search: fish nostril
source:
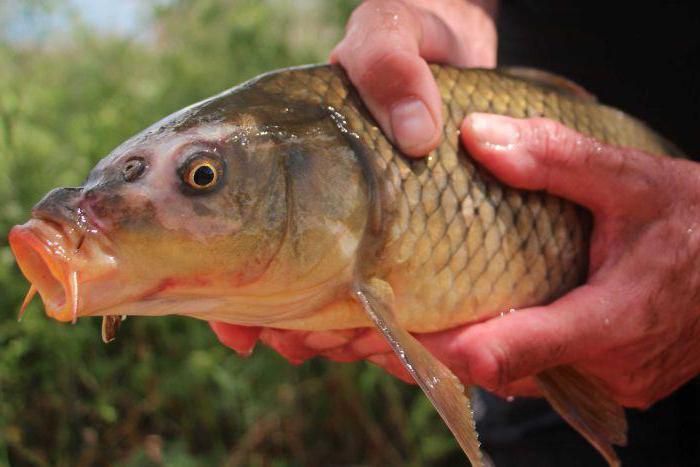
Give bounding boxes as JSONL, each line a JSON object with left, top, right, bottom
{"left": 122, "top": 157, "right": 146, "bottom": 182}
{"left": 79, "top": 193, "right": 113, "bottom": 232}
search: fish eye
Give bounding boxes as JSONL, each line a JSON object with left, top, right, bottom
{"left": 189, "top": 162, "right": 216, "bottom": 188}
{"left": 180, "top": 152, "right": 224, "bottom": 192}
{"left": 123, "top": 157, "right": 146, "bottom": 182}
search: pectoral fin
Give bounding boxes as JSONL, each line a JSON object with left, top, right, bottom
{"left": 353, "top": 278, "right": 483, "bottom": 467}
{"left": 101, "top": 315, "right": 125, "bottom": 343}
{"left": 536, "top": 366, "right": 627, "bottom": 467}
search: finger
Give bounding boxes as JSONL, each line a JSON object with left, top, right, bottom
{"left": 331, "top": 0, "right": 465, "bottom": 156}
{"left": 419, "top": 285, "right": 621, "bottom": 391}
{"left": 321, "top": 329, "right": 390, "bottom": 362}
{"left": 303, "top": 330, "right": 355, "bottom": 351}
{"left": 460, "top": 113, "right": 664, "bottom": 213}
{"left": 491, "top": 377, "right": 542, "bottom": 399}
{"left": 259, "top": 329, "right": 319, "bottom": 365}
{"left": 209, "top": 322, "right": 261, "bottom": 356}
{"left": 367, "top": 353, "right": 415, "bottom": 384}
{"left": 349, "top": 328, "right": 392, "bottom": 357}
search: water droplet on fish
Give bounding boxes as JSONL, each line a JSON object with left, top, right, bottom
{"left": 426, "top": 375, "right": 440, "bottom": 389}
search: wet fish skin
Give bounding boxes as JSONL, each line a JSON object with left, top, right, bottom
{"left": 251, "top": 64, "right": 676, "bottom": 332}
{"left": 223, "top": 64, "right": 675, "bottom": 466}
{"left": 9, "top": 64, "right": 680, "bottom": 466}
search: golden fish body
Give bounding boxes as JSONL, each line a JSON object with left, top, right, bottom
{"left": 10, "top": 64, "right": 678, "bottom": 467}
{"left": 249, "top": 64, "right": 675, "bottom": 333}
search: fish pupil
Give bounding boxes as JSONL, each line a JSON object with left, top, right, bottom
{"left": 193, "top": 165, "right": 215, "bottom": 186}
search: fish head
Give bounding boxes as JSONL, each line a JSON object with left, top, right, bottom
{"left": 9, "top": 79, "right": 370, "bottom": 325}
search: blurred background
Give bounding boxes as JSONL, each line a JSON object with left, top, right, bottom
{"left": 0, "top": 0, "right": 469, "bottom": 465}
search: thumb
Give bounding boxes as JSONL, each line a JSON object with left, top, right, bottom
{"left": 331, "top": 1, "right": 464, "bottom": 156}
{"left": 419, "top": 285, "right": 618, "bottom": 391}
{"left": 460, "top": 113, "right": 658, "bottom": 213}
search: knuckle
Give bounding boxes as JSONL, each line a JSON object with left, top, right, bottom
{"left": 345, "top": 0, "right": 417, "bottom": 42}
{"left": 469, "top": 344, "right": 511, "bottom": 389}
{"left": 350, "top": 48, "right": 429, "bottom": 107}
{"left": 364, "top": 48, "right": 423, "bottom": 83}
{"left": 609, "top": 375, "right": 654, "bottom": 409}
{"left": 355, "top": 0, "right": 415, "bottom": 22}
{"left": 528, "top": 118, "right": 575, "bottom": 165}
{"left": 617, "top": 150, "right": 669, "bottom": 205}
{"left": 336, "top": 1, "right": 421, "bottom": 69}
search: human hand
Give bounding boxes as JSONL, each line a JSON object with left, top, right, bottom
{"left": 413, "top": 113, "right": 700, "bottom": 408}
{"left": 210, "top": 0, "right": 500, "bottom": 377}
{"left": 213, "top": 114, "right": 700, "bottom": 408}
{"left": 209, "top": 322, "right": 413, "bottom": 382}
{"left": 331, "top": 0, "right": 498, "bottom": 156}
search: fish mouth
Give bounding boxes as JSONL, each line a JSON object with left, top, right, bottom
{"left": 8, "top": 218, "right": 105, "bottom": 322}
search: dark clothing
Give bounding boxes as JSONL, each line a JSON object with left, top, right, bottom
{"left": 479, "top": 2, "right": 700, "bottom": 465}
{"left": 478, "top": 382, "right": 700, "bottom": 466}
{"left": 498, "top": 1, "right": 700, "bottom": 156}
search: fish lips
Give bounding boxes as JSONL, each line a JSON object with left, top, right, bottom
{"left": 9, "top": 219, "right": 115, "bottom": 322}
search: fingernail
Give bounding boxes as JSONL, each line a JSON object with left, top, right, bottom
{"left": 390, "top": 98, "right": 436, "bottom": 153}
{"left": 467, "top": 114, "right": 520, "bottom": 148}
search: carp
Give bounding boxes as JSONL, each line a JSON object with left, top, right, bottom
{"left": 8, "top": 64, "right": 680, "bottom": 466}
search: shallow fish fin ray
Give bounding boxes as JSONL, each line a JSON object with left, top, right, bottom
{"left": 536, "top": 366, "right": 627, "bottom": 467}
{"left": 353, "top": 277, "right": 483, "bottom": 467}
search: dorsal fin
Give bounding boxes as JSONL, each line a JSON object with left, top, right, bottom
{"left": 500, "top": 66, "right": 598, "bottom": 102}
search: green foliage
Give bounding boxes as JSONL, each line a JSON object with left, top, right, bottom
{"left": 0, "top": 1, "right": 461, "bottom": 465}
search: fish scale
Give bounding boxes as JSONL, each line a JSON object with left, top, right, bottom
{"left": 10, "top": 64, "right": 680, "bottom": 466}
{"left": 257, "top": 64, "right": 676, "bottom": 332}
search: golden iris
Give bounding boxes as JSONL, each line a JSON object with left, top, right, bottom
{"left": 186, "top": 161, "right": 218, "bottom": 189}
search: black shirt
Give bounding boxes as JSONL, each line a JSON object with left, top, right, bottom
{"left": 478, "top": 2, "right": 700, "bottom": 465}
{"left": 498, "top": 0, "right": 700, "bottom": 155}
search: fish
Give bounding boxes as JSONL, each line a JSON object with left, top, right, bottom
{"left": 8, "top": 64, "right": 681, "bottom": 466}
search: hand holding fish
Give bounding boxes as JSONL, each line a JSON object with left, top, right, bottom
{"left": 12, "top": 0, "right": 693, "bottom": 461}
{"left": 212, "top": 0, "right": 502, "bottom": 385}
{"left": 417, "top": 114, "right": 700, "bottom": 408}
{"left": 212, "top": 0, "right": 700, "bottom": 411}
{"left": 330, "top": 0, "right": 498, "bottom": 156}
{"left": 212, "top": 114, "right": 700, "bottom": 409}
